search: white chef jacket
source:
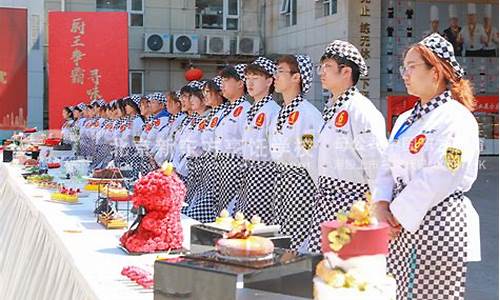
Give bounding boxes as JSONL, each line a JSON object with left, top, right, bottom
{"left": 318, "top": 87, "right": 388, "bottom": 192}
{"left": 155, "top": 113, "right": 188, "bottom": 165}
{"left": 213, "top": 96, "right": 251, "bottom": 156}
{"left": 200, "top": 105, "right": 227, "bottom": 153}
{"left": 269, "top": 96, "right": 322, "bottom": 182}
{"left": 462, "top": 24, "right": 487, "bottom": 52}
{"left": 242, "top": 95, "right": 281, "bottom": 162}
{"left": 373, "top": 93, "right": 480, "bottom": 235}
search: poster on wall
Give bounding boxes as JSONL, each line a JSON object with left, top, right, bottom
{"left": 48, "top": 12, "right": 128, "bottom": 129}
{"left": 381, "top": 1, "right": 499, "bottom": 95}
{"left": 0, "top": 7, "right": 27, "bottom": 130}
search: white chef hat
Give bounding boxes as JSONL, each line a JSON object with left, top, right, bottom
{"left": 448, "top": 4, "right": 458, "bottom": 19}
{"left": 430, "top": 5, "right": 439, "bottom": 22}
{"left": 485, "top": 4, "right": 492, "bottom": 19}
{"left": 467, "top": 3, "right": 476, "bottom": 15}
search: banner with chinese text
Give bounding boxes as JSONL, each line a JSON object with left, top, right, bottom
{"left": 0, "top": 7, "right": 27, "bottom": 130}
{"left": 48, "top": 12, "right": 128, "bottom": 129}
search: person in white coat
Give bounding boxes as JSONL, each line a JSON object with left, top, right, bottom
{"left": 373, "top": 33, "right": 480, "bottom": 300}
{"left": 234, "top": 57, "right": 281, "bottom": 225}
{"left": 463, "top": 3, "right": 487, "bottom": 57}
{"left": 213, "top": 64, "right": 251, "bottom": 215}
{"left": 268, "top": 54, "right": 322, "bottom": 251}
{"left": 185, "top": 77, "right": 227, "bottom": 222}
{"left": 308, "top": 40, "right": 388, "bottom": 253}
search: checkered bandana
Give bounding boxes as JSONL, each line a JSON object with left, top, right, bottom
{"left": 175, "top": 90, "right": 181, "bottom": 99}
{"left": 295, "top": 55, "right": 314, "bottom": 95}
{"left": 407, "top": 90, "right": 451, "bottom": 126}
{"left": 276, "top": 95, "right": 305, "bottom": 132}
{"left": 234, "top": 64, "right": 247, "bottom": 82}
{"left": 221, "top": 96, "right": 245, "bottom": 119}
{"left": 323, "top": 86, "right": 357, "bottom": 122}
{"left": 189, "top": 112, "right": 204, "bottom": 130}
{"left": 205, "top": 102, "right": 227, "bottom": 124}
{"left": 97, "top": 99, "right": 106, "bottom": 106}
{"left": 324, "top": 40, "right": 368, "bottom": 76}
{"left": 212, "top": 75, "right": 223, "bottom": 91}
{"left": 187, "top": 80, "right": 204, "bottom": 91}
{"left": 130, "top": 94, "right": 142, "bottom": 106}
{"left": 77, "top": 103, "right": 87, "bottom": 110}
{"left": 247, "top": 94, "right": 272, "bottom": 125}
{"left": 249, "top": 57, "right": 277, "bottom": 76}
{"left": 152, "top": 92, "right": 167, "bottom": 104}
{"left": 419, "top": 33, "right": 465, "bottom": 79}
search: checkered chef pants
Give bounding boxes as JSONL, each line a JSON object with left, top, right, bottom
{"left": 91, "top": 144, "right": 114, "bottom": 170}
{"left": 273, "top": 163, "right": 317, "bottom": 251}
{"left": 135, "top": 147, "right": 159, "bottom": 177}
{"left": 78, "top": 133, "right": 91, "bottom": 159}
{"left": 214, "top": 152, "right": 245, "bottom": 216}
{"left": 182, "top": 156, "right": 202, "bottom": 214}
{"left": 234, "top": 160, "right": 278, "bottom": 225}
{"left": 308, "top": 176, "right": 370, "bottom": 253}
{"left": 388, "top": 178, "right": 467, "bottom": 300}
{"left": 185, "top": 152, "right": 217, "bottom": 223}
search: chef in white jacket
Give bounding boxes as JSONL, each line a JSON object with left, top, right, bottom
{"left": 268, "top": 54, "right": 322, "bottom": 251}
{"left": 186, "top": 77, "right": 227, "bottom": 222}
{"left": 308, "top": 40, "right": 388, "bottom": 253}
{"left": 213, "top": 64, "right": 251, "bottom": 214}
{"left": 373, "top": 33, "right": 480, "bottom": 300}
{"left": 234, "top": 57, "right": 281, "bottom": 225}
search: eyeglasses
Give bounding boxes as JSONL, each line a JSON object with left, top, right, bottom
{"left": 275, "top": 69, "right": 295, "bottom": 76}
{"left": 316, "top": 63, "right": 344, "bottom": 75}
{"left": 399, "top": 62, "right": 427, "bottom": 77}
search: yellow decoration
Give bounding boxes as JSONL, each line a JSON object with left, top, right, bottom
{"left": 328, "top": 226, "right": 352, "bottom": 252}
{"left": 161, "top": 162, "right": 174, "bottom": 176}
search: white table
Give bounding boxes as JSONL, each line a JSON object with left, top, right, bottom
{"left": 0, "top": 162, "right": 199, "bottom": 300}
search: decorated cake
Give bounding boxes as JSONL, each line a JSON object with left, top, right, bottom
{"left": 26, "top": 174, "right": 53, "bottom": 184}
{"left": 313, "top": 198, "right": 396, "bottom": 300}
{"left": 119, "top": 162, "right": 186, "bottom": 253}
{"left": 51, "top": 186, "right": 80, "bottom": 203}
{"left": 98, "top": 211, "right": 128, "bottom": 229}
{"left": 215, "top": 224, "right": 274, "bottom": 258}
{"left": 213, "top": 210, "right": 268, "bottom": 232}
{"left": 92, "top": 168, "right": 123, "bottom": 179}
{"left": 102, "top": 182, "right": 129, "bottom": 199}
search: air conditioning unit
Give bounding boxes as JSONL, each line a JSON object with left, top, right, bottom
{"left": 144, "top": 33, "right": 171, "bottom": 53}
{"left": 173, "top": 34, "right": 199, "bottom": 54}
{"left": 237, "top": 36, "right": 260, "bottom": 55}
{"left": 206, "top": 35, "right": 230, "bottom": 55}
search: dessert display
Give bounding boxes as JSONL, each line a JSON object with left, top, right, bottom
{"left": 215, "top": 224, "right": 275, "bottom": 258}
{"left": 84, "top": 182, "right": 107, "bottom": 192}
{"left": 51, "top": 186, "right": 80, "bottom": 203}
{"left": 119, "top": 162, "right": 186, "bottom": 253}
{"left": 47, "top": 162, "right": 61, "bottom": 169}
{"left": 26, "top": 174, "right": 53, "bottom": 184}
{"left": 92, "top": 168, "right": 123, "bottom": 179}
{"left": 313, "top": 197, "right": 396, "bottom": 300}
{"left": 98, "top": 211, "right": 128, "bottom": 229}
{"left": 36, "top": 181, "right": 60, "bottom": 190}
{"left": 24, "top": 159, "right": 39, "bottom": 167}
{"left": 209, "top": 210, "right": 278, "bottom": 235}
{"left": 101, "top": 182, "right": 129, "bottom": 200}
{"left": 44, "top": 138, "right": 61, "bottom": 146}
{"left": 121, "top": 266, "right": 154, "bottom": 289}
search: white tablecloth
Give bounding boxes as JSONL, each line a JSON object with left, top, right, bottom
{"left": 0, "top": 163, "right": 199, "bottom": 300}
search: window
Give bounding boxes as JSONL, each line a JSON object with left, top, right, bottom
{"left": 195, "top": 0, "right": 239, "bottom": 30}
{"left": 96, "top": 0, "right": 143, "bottom": 27}
{"left": 129, "top": 71, "right": 144, "bottom": 95}
{"left": 279, "top": 0, "right": 297, "bottom": 28}
{"left": 315, "top": 0, "right": 337, "bottom": 18}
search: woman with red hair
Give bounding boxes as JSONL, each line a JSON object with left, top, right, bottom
{"left": 373, "top": 33, "right": 480, "bottom": 300}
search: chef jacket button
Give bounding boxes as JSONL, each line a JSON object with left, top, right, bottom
{"left": 322, "top": 164, "right": 327, "bottom": 168}
{"left": 325, "top": 144, "right": 329, "bottom": 148}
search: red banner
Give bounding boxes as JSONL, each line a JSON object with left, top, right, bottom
{"left": 48, "top": 12, "right": 128, "bottom": 129}
{"left": 387, "top": 95, "right": 499, "bottom": 132}
{"left": 0, "top": 7, "right": 27, "bottom": 130}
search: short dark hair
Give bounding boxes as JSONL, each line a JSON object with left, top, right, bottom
{"left": 276, "top": 55, "right": 300, "bottom": 74}
{"left": 204, "top": 79, "right": 221, "bottom": 93}
{"left": 245, "top": 64, "right": 275, "bottom": 94}
{"left": 124, "top": 97, "right": 141, "bottom": 115}
{"left": 63, "top": 106, "right": 74, "bottom": 120}
{"left": 220, "top": 66, "right": 242, "bottom": 81}
{"left": 320, "top": 53, "right": 361, "bottom": 85}
{"left": 180, "top": 85, "right": 193, "bottom": 95}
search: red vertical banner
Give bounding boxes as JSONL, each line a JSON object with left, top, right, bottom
{"left": 48, "top": 12, "right": 128, "bottom": 129}
{"left": 0, "top": 7, "right": 27, "bottom": 130}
